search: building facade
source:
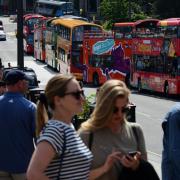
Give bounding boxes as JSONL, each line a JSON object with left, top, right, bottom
{"left": 0, "top": 0, "right": 101, "bottom": 20}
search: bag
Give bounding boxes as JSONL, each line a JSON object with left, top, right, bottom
{"left": 119, "top": 159, "right": 160, "bottom": 180}
{"left": 118, "top": 125, "right": 160, "bottom": 180}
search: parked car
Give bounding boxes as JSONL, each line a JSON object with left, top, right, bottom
{"left": 0, "top": 26, "right": 6, "bottom": 41}
{"left": 9, "top": 14, "right": 17, "bottom": 22}
{"left": 2, "top": 67, "right": 40, "bottom": 89}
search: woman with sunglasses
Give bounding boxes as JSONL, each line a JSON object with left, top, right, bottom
{"left": 27, "top": 74, "right": 93, "bottom": 180}
{"left": 78, "top": 79, "right": 147, "bottom": 180}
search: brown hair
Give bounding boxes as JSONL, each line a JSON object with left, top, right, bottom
{"left": 36, "top": 74, "right": 74, "bottom": 136}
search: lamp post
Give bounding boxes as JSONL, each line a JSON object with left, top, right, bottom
{"left": 17, "top": 0, "right": 24, "bottom": 68}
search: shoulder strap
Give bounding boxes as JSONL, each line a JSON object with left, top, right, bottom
{"left": 57, "top": 133, "right": 66, "bottom": 180}
{"left": 88, "top": 131, "right": 94, "bottom": 150}
{"left": 131, "top": 125, "right": 139, "bottom": 147}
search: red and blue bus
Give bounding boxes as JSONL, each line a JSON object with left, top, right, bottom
{"left": 34, "top": 17, "right": 49, "bottom": 62}
{"left": 23, "top": 14, "right": 45, "bottom": 54}
{"left": 130, "top": 18, "right": 180, "bottom": 95}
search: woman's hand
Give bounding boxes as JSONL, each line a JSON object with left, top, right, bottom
{"left": 120, "top": 151, "right": 141, "bottom": 170}
{"left": 89, "top": 151, "right": 122, "bottom": 180}
{"left": 102, "top": 151, "right": 122, "bottom": 173}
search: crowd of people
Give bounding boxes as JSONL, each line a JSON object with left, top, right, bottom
{"left": 0, "top": 62, "right": 178, "bottom": 180}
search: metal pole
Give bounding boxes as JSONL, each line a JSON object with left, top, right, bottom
{"left": 17, "top": 0, "right": 24, "bottom": 68}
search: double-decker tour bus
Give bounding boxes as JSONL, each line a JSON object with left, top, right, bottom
{"left": 130, "top": 19, "right": 174, "bottom": 94}
{"left": 34, "top": 0, "right": 73, "bottom": 17}
{"left": 50, "top": 18, "right": 103, "bottom": 80}
{"left": 34, "top": 16, "right": 49, "bottom": 62}
{"left": 156, "top": 18, "right": 180, "bottom": 95}
{"left": 23, "top": 14, "right": 45, "bottom": 54}
{"left": 82, "top": 31, "right": 130, "bottom": 86}
{"left": 45, "top": 17, "right": 59, "bottom": 69}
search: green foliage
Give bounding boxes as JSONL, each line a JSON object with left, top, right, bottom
{"left": 131, "top": 13, "right": 148, "bottom": 21}
{"left": 154, "top": 0, "right": 180, "bottom": 18}
{"left": 100, "top": 0, "right": 129, "bottom": 22}
{"left": 102, "top": 20, "right": 113, "bottom": 30}
{"left": 77, "top": 93, "right": 96, "bottom": 121}
{"left": 99, "top": 0, "right": 158, "bottom": 23}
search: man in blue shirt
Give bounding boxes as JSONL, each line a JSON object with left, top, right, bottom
{"left": 0, "top": 70, "right": 36, "bottom": 180}
{"left": 162, "top": 103, "right": 180, "bottom": 180}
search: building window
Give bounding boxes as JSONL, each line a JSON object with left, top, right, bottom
{"left": 87, "top": 0, "right": 97, "bottom": 12}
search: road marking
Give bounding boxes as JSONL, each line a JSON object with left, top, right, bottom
{"left": 136, "top": 111, "right": 151, "bottom": 118}
{"left": 147, "top": 150, "right": 161, "bottom": 157}
{"left": 6, "top": 32, "right": 16, "bottom": 36}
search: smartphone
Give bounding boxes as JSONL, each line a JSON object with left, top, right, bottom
{"left": 128, "top": 151, "right": 137, "bottom": 157}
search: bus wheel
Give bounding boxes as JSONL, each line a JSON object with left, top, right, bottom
{"left": 137, "top": 79, "right": 142, "bottom": 92}
{"left": 93, "top": 74, "right": 99, "bottom": 87}
{"left": 125, "top": 73, "right": 130, "bottom": 88}
{"left": 164, "top": 82, "right": 169, "bottom": 97}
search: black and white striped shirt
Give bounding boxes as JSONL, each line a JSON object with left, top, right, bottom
{"left": 37, "top": 120, "right": 93, "bottom": 180}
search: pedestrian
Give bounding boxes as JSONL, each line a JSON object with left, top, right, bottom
{"left": 78, "top": 79, "right": 158, "bottom": 180}
{"left": 27, "top": 74, "right": 93, "bottom": 180}
{"left": 162, "top": 103, "right": 180, "bottom": 180}
{"left": 8, "top": 62, "right": 12, "bottom": 68}
{"left": 0, "top": 68, "right": 3, "bottom": 80}
{"left": 0, "top": 69, "right": 36, "bottom": 180}
{"left": 0, "top": 80, "right": 6, "bottom": 95}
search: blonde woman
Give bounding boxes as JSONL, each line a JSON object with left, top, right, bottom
{"left": 79, "top": 80, "right": 148, "bottom": 180}
{"left": 27, "top": 74, "right": 93, "bottom": 180}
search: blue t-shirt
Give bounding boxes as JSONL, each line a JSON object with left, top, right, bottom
{"left": 162, "top": 103, "right": 180, "bottom": 180}
{"left": 0, "top": 92, "right": 36, "bottom": 173}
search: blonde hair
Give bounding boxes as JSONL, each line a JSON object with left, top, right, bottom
{"left": 79, "top": 80, "right": 130, "bottom": 132}
{"left": 36, "top": 74, "right": 74, "bottom": 136}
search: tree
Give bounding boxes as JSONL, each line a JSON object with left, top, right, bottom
{"left": 154, "top": 0, "right": 180, "bottom": 18}
{"left": 100, "top": 0, "right": 129, "bottom": 22}
{"left": 99, "top": 0, "right": 149, "bottom": 29}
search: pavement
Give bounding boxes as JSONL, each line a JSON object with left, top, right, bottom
{"left": 2, "top": 59, "right": 162, "bottom": 179}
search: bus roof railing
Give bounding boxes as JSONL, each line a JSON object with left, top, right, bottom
{"left": 51, "top": 18, "right": 102, "bottom": 29}
{"left": 84, "top": 31, "right": 113, "bottom": 39}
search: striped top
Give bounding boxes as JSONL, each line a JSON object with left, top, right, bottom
{"left": 37, "top": 120, "right": 93, "bottom": 180}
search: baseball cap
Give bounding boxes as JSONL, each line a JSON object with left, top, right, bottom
{"left": 0, "top": 80, "right": 6, "bottom": 86}
{"left": 5, "top": 69, "right": 29, "bottom": 85}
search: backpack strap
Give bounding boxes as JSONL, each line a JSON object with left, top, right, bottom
{"left": 131, "top": 125, "right": 139, "bottom": 150}
{"left": 88, "top": 131, "right": 94, "bottom": 150}
{"left": 57, "top": 132, "right": 66, "bottom": 180}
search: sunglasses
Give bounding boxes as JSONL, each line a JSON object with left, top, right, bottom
{"left": 64, "top": 90, "right": 85, "bottom": 100}
{"left": 113, "top": 106, "right": 129, "bottom": 114}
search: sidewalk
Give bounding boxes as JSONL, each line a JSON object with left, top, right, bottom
{"left": 3, "top": 59, "right": 162, "bottom": 179}
{"left": 148, "top": 151, "right": 161, "bottom": 179}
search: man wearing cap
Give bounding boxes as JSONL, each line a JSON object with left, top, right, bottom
{"left": 0, "top": 81, "right": 6, "bottom": 95}
{"left": 0, "top": 69, "right": 36, "bottom": 180}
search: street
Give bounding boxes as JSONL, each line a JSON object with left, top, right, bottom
{"left": 1, "top": 16, "right": 179, "bottom": 179}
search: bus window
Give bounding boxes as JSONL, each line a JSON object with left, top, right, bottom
{"left": 178, "top": 27, "right": 180, "bottom": 38}
{"left": 177, "top": 57, "right": 180, "bottom": 75}
{"left": 73, "top": 26, "right": 83, "bottom": 41}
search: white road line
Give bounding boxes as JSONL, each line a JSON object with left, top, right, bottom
{"left": 136, "top": 111, "right": 151, "bottom": 118}
{"left": 147, "top": 150, "right": 162, "bottom": 157}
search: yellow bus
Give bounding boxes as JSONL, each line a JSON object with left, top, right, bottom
{"left": 50, "top": 18, "right": 103, "bottom": 80}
